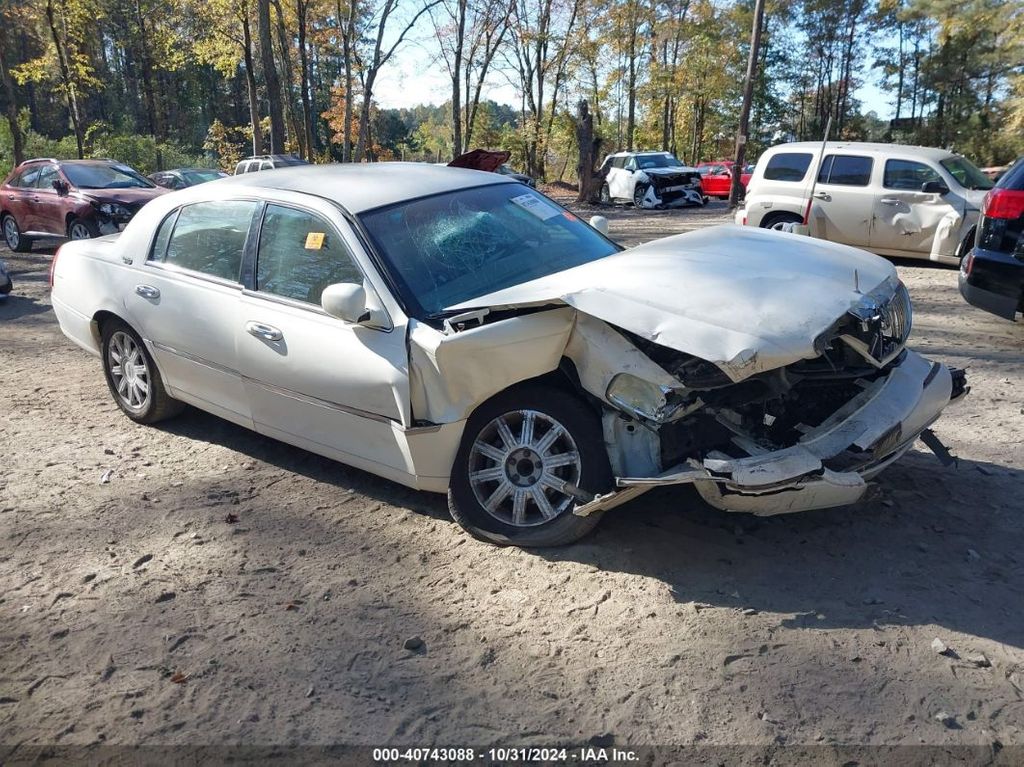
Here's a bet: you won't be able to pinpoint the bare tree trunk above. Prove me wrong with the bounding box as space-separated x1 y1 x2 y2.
296 0 315 160
0 30 25 165
337 0 356 162
133 0 162 139
45 0 84 158
574 99 594 202
728 0 764 208
241 12 264 155
259 0 286 153
450 0 466 155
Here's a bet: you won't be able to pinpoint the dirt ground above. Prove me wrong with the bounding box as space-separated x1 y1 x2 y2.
2 198 1024 762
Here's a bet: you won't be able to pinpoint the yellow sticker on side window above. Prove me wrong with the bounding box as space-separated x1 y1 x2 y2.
304 232 325 249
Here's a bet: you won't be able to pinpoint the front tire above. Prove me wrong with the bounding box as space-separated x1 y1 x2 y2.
68 217 99 240
2 214 32 252
633 183 649 208
448 385 612 547
101 319 184 424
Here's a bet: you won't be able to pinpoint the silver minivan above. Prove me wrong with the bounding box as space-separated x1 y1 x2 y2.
736 142 993 264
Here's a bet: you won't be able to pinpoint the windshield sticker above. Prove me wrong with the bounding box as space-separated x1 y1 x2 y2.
304 232 325 249
510 193 561 221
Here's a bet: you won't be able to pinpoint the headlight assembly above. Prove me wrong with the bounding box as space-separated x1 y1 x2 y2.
98 203 131 218
606 373 684 423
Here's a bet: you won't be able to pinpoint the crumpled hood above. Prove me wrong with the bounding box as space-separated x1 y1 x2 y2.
448 225 896 381
79 187 167 206
641 166 698 177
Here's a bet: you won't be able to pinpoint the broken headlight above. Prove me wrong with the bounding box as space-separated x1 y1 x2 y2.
607 373 684 423
98 202 132 219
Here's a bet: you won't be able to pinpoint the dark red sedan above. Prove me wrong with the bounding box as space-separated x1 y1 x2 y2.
0 158 166 252
696 160 753 199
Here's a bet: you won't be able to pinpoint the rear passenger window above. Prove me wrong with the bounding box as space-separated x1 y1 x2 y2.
883 159 942 190
155 200 258 282
818 155 872 186
763 152 813 182
256 204 362 306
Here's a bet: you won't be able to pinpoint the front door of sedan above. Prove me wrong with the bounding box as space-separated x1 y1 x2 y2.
236 203 412 475
127 199 260 427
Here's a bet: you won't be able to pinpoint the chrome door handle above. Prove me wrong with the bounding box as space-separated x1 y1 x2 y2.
135 284 160 299
812 192 831 200
880 198 901 205
245 321 283 342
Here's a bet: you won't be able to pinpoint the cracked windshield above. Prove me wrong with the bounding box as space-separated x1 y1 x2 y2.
359 184 618 316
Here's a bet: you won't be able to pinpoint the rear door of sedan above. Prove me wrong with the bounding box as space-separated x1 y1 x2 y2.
128 198 261 427
235 198 414 478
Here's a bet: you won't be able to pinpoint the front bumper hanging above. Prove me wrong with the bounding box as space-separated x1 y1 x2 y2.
575 351 967 518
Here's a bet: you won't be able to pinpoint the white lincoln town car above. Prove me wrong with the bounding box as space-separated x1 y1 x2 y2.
50 164 967 546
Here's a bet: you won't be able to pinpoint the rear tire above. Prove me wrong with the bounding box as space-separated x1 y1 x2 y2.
760 211 803 230
2 214 32 252
448 385 612 547
100 318 185 424
600 183 611 205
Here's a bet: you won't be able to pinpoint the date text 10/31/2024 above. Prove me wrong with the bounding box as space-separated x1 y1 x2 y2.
372 747 640 762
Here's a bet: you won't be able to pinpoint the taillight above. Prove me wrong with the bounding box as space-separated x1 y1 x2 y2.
49 247 61 289
981 188 1024 220
961 250 974 277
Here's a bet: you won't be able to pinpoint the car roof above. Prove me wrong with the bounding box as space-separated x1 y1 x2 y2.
214 162 518 214
764 141 960 161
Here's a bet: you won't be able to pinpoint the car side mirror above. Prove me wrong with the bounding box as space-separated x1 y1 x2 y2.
52 179 69 195
321 282 370 324
589 215 609 235
921 180 949 195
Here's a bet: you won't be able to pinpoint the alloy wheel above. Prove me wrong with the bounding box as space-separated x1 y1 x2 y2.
468 410 582 528
107 331 151 412
3 217 18 249
69 222 92 240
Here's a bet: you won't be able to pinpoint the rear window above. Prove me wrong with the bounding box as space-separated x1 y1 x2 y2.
817 155 872 186
763 152 813 182
152 200 259 282
996 158 1024 190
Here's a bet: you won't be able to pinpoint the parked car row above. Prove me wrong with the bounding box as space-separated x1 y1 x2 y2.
0 158 230 253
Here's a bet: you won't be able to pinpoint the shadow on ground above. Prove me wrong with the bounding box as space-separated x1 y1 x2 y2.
157 405 1024 651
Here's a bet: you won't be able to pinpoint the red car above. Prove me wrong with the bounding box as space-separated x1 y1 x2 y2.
1 158 166 252
697 160 754 199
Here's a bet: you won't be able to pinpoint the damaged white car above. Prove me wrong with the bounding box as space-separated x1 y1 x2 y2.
599 151 706 209
50 164 968 547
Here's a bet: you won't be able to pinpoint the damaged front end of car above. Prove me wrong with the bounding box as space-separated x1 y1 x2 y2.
571 279 968 517
636 169 705 209
426 225 968 518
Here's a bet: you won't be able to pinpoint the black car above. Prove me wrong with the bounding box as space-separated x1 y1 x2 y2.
960 157 1024 321
150 167 228 189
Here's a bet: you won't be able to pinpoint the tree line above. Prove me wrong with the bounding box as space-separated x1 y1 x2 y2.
0 0 1021 179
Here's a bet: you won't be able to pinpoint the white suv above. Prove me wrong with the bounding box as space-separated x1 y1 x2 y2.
736 142 993 264
599 151 705 209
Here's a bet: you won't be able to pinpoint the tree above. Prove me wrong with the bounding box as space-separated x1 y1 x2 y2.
354 0 441 162
259 0 287 152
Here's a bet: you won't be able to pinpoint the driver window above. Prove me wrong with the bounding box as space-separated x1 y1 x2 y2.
625 158 637 171
256 204 363 306
35 165 59 189
883 159 941 190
